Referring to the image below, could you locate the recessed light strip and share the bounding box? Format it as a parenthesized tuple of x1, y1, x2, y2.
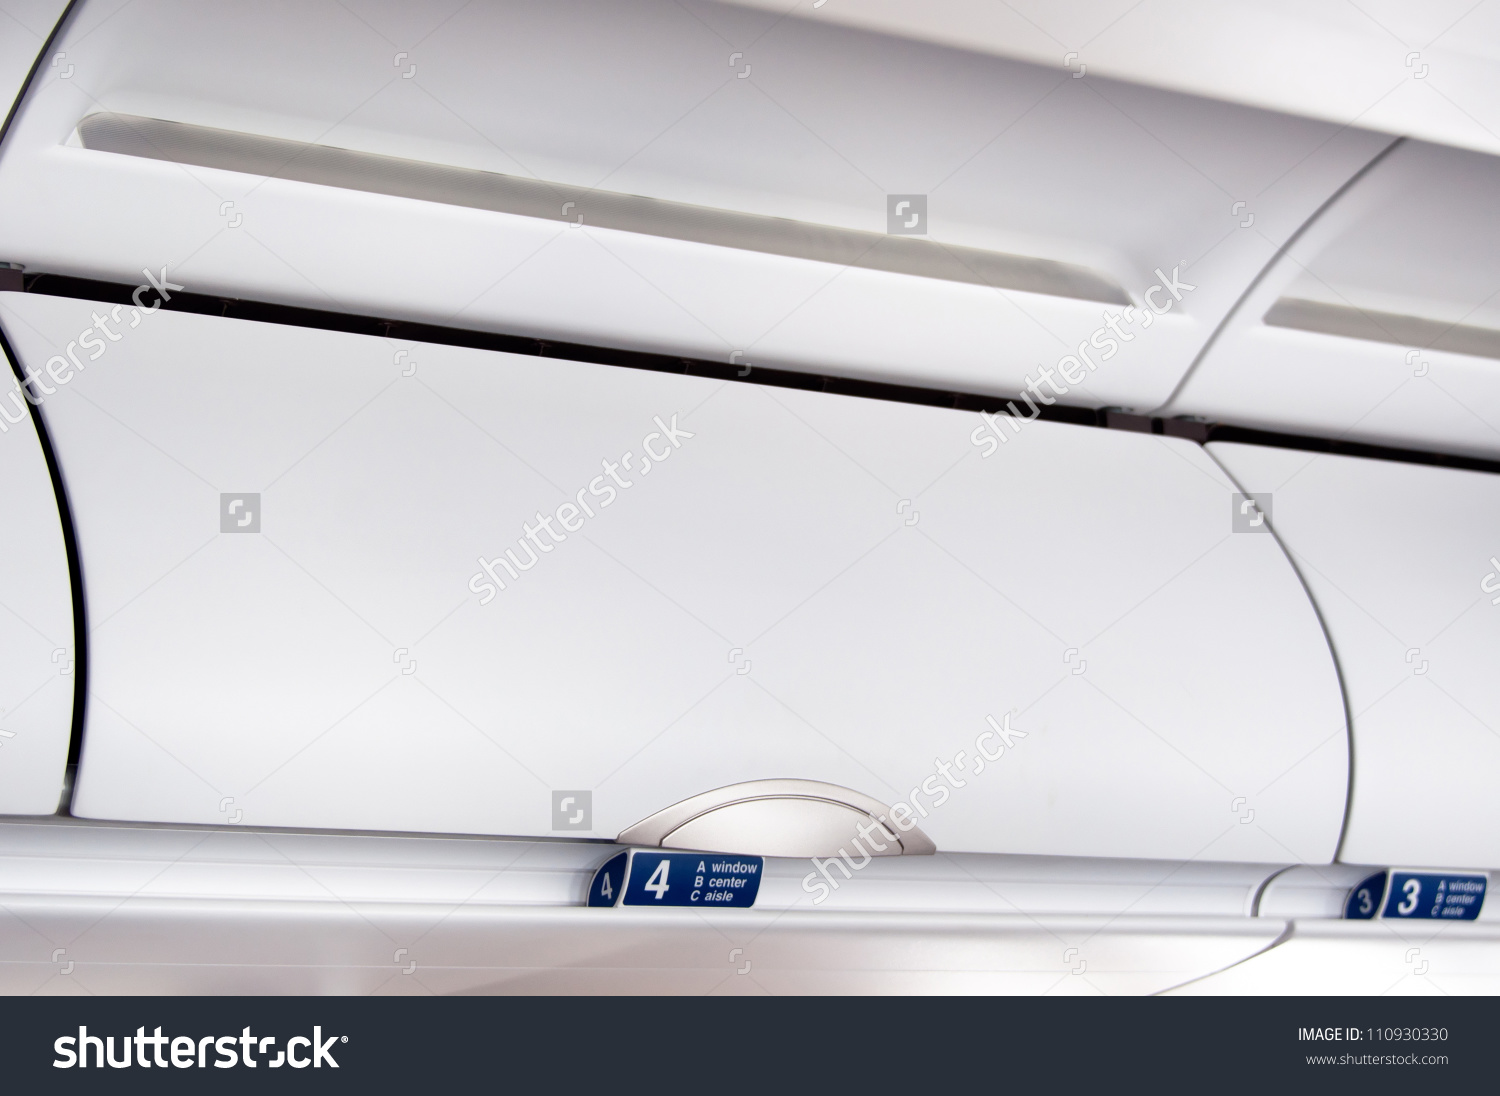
(77, 111, 1129, 305)
(1264, 297, 1500, 361)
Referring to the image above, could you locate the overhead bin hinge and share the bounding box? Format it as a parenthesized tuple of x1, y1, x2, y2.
(1102, 409, 1209, 443)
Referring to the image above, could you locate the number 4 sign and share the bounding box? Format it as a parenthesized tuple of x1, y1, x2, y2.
(587, 852, 628, 907)
(643, 858, 672, 900)
(587, 850, 763, 908)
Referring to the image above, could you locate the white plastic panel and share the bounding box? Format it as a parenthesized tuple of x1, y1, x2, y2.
(1209, 443, 1500, 869)
(0, 819, 1287, 995)
(0, 819, 1285, 918)
(1255, 864, 1385, 920)
(724, 1, 1500, 161)
(0, 1, 68, 123)
(0, 0, 1387, 408)
(0, 342, 74, 813)
(3, 903, 1283, 996)
(1167, 140, 1500, 458)
(1168, 920, 1500, 996)
(4, 292, 1349, 861)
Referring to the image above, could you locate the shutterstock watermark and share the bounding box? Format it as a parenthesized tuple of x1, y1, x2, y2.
(467, 413, 695, 603)
(54, 1026, 343, 1069)
(801, 711, 1028, 903)
(1481, 555, 1500, 605)
(0, 266, 182, 433)
(970, 264, 1195, 455)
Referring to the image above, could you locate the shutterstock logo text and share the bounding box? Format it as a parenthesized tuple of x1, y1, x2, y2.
(54, 1026, 344, 1069)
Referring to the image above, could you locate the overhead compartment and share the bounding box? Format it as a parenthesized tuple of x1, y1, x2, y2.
(1165, 139, 1500, 459)
(0, 0, 1388, 410)
(1208, 442, 1500, 869)
(0, 306, 75, 814)
(3, 291, 1349, 861)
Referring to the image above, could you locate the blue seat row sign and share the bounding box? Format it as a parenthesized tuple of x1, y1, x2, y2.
(1344, 870, 1487, 921)
(588, 850, 763, 908)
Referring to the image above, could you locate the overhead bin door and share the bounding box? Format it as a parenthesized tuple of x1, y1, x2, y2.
(0, 304, 75, 814)
(0, 0, 1387, 410)
(4, 291, 1348, 861)
(1209, 442, 1500, 869)
(1166, 140, 1500, 459)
